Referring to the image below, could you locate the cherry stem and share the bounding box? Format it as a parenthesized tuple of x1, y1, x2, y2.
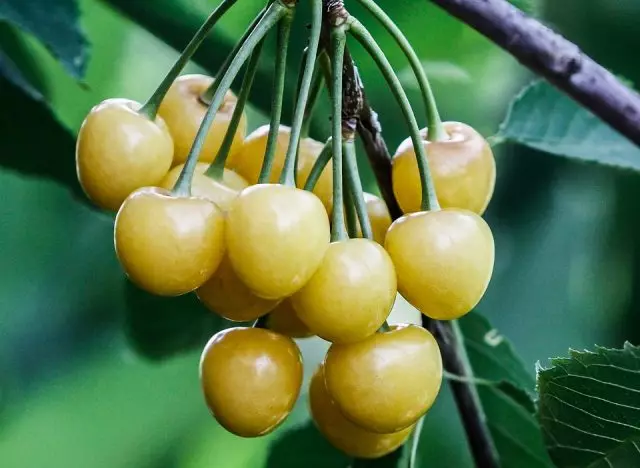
(258, 14, 294, 184)
(303, 137, 332, 191)
(348, 18, 440, 212)
(138, 0, 239, 120)
(330, 26, 348, 243)
(205, 40, 264, 181)
(356, 0, 446, 141)
(280, 0, 322, 186)
(200, 7, 267, 105)
(300, 63, 324, 138)
(343, 178, 359, 238)
(409, 416, 425, 468)
(343, 139, 373, 240)
(172, 2, 288, 197)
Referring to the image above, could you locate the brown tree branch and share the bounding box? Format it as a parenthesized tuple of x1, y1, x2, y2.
(429, 0, 640, 147)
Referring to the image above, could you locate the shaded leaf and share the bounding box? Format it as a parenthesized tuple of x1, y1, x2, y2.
(0, 0, 88, 79)
(537, 343, 640, 467)
(460, 311, 554, 467)
(496, 80, 640, 171)
(0, 48, 42, 100)
(124, 281, 232, 361)
(0, 76, 82, 195)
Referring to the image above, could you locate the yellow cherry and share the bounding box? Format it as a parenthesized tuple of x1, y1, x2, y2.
(324, 324, 443, 434)
(200, 327, 303, 437)
(384, 208, 494, 320)
(309, 363, 414, 458)
(226, 125, 333, 211)
(160, 162, 248, 210)
(291, 239, 396, 343)
(265, 300, 313, 338)
(226, 184, 330, 300)
(392, 121, 496, 214)
(76, 98, 173, 211)
(158, 74, 246, 165)
(114, 187, 225, 296)
(347, 193, 392, 244)
(196, 255, 279, 322)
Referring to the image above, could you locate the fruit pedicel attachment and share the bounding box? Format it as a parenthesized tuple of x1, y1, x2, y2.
(75, 0, 496, 459)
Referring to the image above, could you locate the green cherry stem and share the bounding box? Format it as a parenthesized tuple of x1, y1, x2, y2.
(343, 139, 373, 240)
(300, 63, 324, 138)
(330, 26, 348, 243)
(138, 0, 239, 120)
(200, 6, 268, 105)
(356, 0, 446, 141)
(205, 40, 264, 180)
(279, 0, 322, 187)
(344, 178, 359, 239)
(303, 137, 332, 191)
(409, 416, 425, 468)
(348, 18, 440, 212)
(172, 2, 288, 196)
(258, 13, 294, 184)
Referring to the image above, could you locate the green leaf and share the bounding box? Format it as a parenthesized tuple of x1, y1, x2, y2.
(0, 48, 42, 100)
(537, 342, 640, 468)
(496, 79, 640, 171)
(398, 61, 471, 89)
(0, 0, 88, 79)
(460, 311, 554, 467)
(124, 282, 232, 361)
(0, 76, 82, 196)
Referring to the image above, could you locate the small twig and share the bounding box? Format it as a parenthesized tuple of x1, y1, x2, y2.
(429, 0, 640, 147)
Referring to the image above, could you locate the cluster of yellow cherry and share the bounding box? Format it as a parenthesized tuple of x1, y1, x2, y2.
(76, 48, 495, 457)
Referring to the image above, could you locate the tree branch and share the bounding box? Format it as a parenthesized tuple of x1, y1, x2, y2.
(428, 0, 640, 147)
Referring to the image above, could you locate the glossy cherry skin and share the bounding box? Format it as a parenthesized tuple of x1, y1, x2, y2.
(196, 255, 279, 322)
(384, 208, 494, 320)
(226, 125, 333, 211)
(324, 324, 443, 434)
(392, 122, 496, 214)
(309, 363, 414, 458)
(266, 300, 313, 339)
(200, 327, 303, 437)
(158, 74, 246, 165)
(160, 162, 248, 211)
(292, 239, 396, 344)
(76, 98, 173, 211)
(114, 187, 225, 296)
(226, 184, 330, 300)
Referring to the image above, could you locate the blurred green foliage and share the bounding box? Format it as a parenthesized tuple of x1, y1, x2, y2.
(1, 0, 640, 466)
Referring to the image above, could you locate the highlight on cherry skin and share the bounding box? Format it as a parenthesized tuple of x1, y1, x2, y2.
(226, 124, 334, 211)
(160, 162, 248, 211)
(199, 327, 303, 438)
(291, 238, 397, 344)
(114, 187, 225, 296)
(323, 324, 443, 434)
(76, 98, 174, 211)
(158, 74, 246, 165)
(225, 183, 330, 300)
(309, 363, 414, 458)
(392, 121, 496, 215)
(384, 208, 495, 321)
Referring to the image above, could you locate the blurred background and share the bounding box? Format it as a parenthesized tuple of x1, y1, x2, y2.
(1, 0, 638, 466)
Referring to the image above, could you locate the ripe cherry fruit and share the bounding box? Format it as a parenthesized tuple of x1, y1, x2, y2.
(196, 255, 279, 322)
(226, 184, 330, 300)
(114, 187, 225, 296)
(158, 74, 246, 165)
(226, 125, 333, 211)
(160, 162, 248, 211)
(76, 98, 173, 211)
(200, 327, 303, 437)
(385, 208, 494, 320)
(266, 300, 313, 339)
(392, 121, 496, 214)
(292, 238, 396, 344)
(310, 363, 414, 458)
(324, 324, 443, 434)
